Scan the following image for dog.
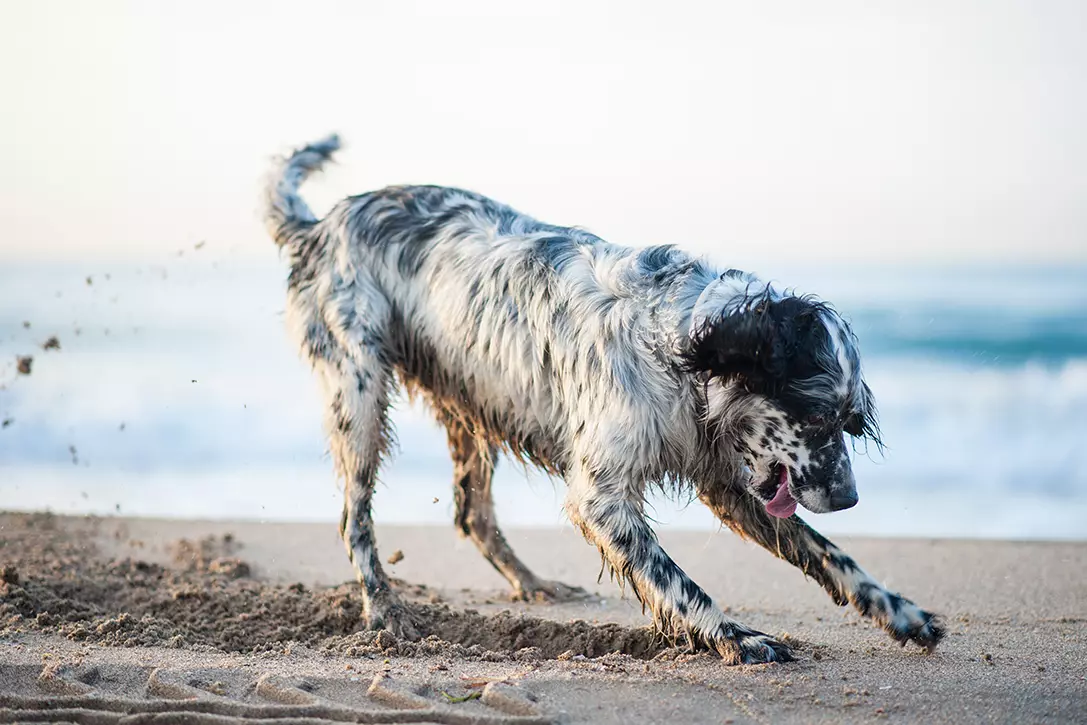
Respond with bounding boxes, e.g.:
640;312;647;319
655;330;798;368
263;134;945;664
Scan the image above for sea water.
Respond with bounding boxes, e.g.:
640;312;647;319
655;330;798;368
1;259;1085;540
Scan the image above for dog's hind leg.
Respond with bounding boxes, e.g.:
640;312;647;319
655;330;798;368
296;283;419;639
446;421;588;602
698;484;945;652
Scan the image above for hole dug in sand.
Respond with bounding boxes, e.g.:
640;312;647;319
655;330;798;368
0;513;669;662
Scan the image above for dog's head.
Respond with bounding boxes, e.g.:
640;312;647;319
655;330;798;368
685;275;880;518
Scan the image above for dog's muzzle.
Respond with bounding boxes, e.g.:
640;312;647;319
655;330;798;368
763;464;859;517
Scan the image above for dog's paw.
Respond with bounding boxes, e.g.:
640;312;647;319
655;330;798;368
366;599;422;641
513;580;593;604
881;594;946;653
714;630;794;665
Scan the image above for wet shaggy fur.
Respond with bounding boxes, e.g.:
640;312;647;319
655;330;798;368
263;134;945;664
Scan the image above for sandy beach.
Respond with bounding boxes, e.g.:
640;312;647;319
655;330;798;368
1;511;1084;724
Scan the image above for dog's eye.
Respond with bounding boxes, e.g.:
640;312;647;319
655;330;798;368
804;415;825;428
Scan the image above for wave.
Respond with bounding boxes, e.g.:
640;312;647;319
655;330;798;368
851;308;1087;364
4;351;1085;496
2;261;1086;538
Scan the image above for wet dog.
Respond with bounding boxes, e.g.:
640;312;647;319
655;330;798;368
263;135;944;663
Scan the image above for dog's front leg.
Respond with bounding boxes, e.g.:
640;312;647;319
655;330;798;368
565;465;792;664
699;484;945;652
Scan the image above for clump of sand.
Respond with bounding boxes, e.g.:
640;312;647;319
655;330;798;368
0;512;666;660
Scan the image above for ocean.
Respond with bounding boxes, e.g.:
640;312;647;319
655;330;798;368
2;258;1085;540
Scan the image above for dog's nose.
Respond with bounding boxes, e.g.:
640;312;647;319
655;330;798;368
828;489;859;511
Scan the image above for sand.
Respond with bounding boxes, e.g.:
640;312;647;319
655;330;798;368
1;512;1085;723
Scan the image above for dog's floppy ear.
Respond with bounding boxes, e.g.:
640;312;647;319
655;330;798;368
685;296;813;387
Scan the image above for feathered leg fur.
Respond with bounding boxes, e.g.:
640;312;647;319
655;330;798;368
566;463;794;664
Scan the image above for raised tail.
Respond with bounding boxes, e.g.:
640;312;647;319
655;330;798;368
263;134;342;246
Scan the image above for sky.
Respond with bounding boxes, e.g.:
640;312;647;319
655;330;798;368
1;0;1084;265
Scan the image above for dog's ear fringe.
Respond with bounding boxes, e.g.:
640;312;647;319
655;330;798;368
681;313;782;385
681;288;812;385
850;381;885;453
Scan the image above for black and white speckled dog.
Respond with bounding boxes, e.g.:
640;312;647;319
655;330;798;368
263;135;945;664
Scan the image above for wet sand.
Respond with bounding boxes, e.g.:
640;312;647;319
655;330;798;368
1;511;1085;723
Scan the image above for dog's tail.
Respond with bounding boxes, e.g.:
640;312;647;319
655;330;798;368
263;134;342;247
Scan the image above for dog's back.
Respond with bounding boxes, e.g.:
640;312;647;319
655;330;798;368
277;167;710;476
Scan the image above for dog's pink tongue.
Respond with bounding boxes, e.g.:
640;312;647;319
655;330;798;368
765;468;797;518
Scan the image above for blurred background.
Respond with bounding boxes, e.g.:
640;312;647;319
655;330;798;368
1;0;1084;539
